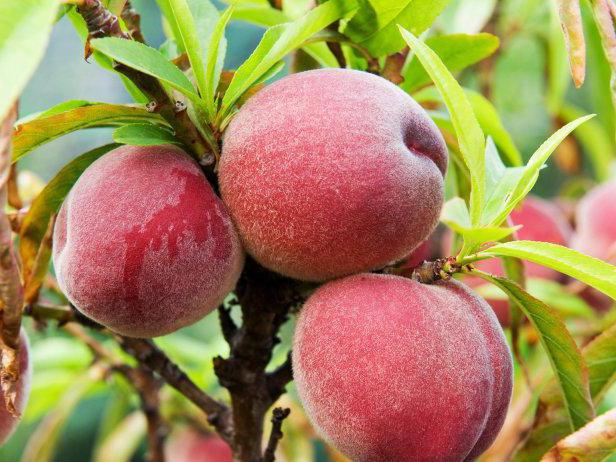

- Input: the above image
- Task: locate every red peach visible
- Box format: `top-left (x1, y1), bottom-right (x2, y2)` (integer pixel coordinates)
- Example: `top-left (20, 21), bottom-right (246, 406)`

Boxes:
top-left (164, 428), bottom-right (232, 462)
top-left (570, 180), bottom-right (616, 311)
top-left (0, 330), bottom-right (31, 445)
top-left (571, 179), bottom-right (616, 263)
top-left (293, 273), bottom-right (513, 461)
top-left (219, 69), bottom-right (447, 281)
top-left (53, 145), bottom-right (244, 338)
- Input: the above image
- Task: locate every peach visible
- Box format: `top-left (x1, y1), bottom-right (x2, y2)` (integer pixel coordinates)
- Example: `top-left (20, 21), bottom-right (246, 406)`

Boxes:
top-left (571, 179), bottom-right (616, 263)
top-left (165, 428), bottom-right (232, 462)
top-left (0, 330), bottom-right (32, 445)
top-left (293, 274), bottom-right (513, 461)
top-left (570, 180), bottom-right (616, 311)
top-left (219, 68), bottom-right (447, 281)
top-left (464, 196), bottom-right (573, 325)
top-left (53, 145), bottom-right (244, 338)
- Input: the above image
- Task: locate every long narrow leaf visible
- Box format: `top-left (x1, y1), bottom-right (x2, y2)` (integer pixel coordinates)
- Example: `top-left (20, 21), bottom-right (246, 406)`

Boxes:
top-left (0, 0), bottom-right (61, 120)
top-left (12, 104), bottom-right (164, 162)
top-left (480, 241), bottom-right (616, 300)
top-left (473, 271), bottom-right (594, 430)
top-left (399, 26), bottom-right (486, 226)
top-left (220, 0), bottom-right (355, 117)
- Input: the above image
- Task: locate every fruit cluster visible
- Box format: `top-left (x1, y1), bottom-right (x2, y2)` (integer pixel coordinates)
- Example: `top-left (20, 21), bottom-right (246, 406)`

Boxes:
top-left (5, 69), bottom-right (615, 459)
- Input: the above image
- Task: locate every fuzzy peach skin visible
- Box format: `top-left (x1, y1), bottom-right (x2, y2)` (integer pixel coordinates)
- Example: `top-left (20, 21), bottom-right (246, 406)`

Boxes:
top-left (165, 428), bottom-right (232, 462)
top-left (293, 274), bottom-right (513, 462)
top-left (0, 330), bottom-right (32, 445)
top-left (219, 69), bottom-right (447, 282)
top-left (464, 196), bottom-right (573, 325)
top-left (53, 145), bottom-right (244, 338)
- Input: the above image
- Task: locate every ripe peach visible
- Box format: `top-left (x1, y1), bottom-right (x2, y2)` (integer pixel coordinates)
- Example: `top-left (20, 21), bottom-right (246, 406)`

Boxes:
top-left (219, 69), bottom-right (447, 281)
top-left (464, 196), bottom-right (573, 325)
top-left (53, 145), bottom-right (244, 338)
top-left (293, 274), bottom-right (513, 461)
top-left (570, 180), bottom-right (616, 311)
top-left (0, 330), bottom-right (32, 445)
top-left (571, 179), bottom-right (616, 263)
top-left (165, 428), bottom-right (232, 462)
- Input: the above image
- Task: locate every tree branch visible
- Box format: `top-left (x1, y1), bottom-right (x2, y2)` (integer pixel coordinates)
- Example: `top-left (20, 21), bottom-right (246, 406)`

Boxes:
top-left (117, 365), bottom-right (167, 462)
top-left (263, 407), bottom-right (291, 462)
top-left (214, 258), bottom-right (300, 461)
top-left (116, 336), bottom-right (233, 442)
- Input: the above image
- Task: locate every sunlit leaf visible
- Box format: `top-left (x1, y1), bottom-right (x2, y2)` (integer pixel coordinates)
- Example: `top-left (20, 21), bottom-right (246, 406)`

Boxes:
top-left (344, 0), bottom-right (451, 56)
top-left (485, 115), bottom-right (594, 227)
top-left (220, 0), bottom-right (356, 119)
top-left (0, 0), bottom-right (61, 120)
top-left (402, 33), bottom-right (499, 92)
top-left (400, 26), bottom-right (485, 225)
top-left (473, 272), bottom-right (594, 430)
top-left (480, 240), bottom-right (616, 300)
top-left (113, 124), bottom-right (179, 146)
top-left (12, 104), bottom-right (163, 162)
top-left (542, 408), bottom-right (616, 461)
top-left (90, 38), bottom-right (200, 103)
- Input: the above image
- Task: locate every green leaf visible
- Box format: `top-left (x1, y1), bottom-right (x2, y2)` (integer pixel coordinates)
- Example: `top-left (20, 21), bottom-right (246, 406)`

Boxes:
top-left (474, 278), bottom-right (595, 319)
top-left (473, 271), bottom-right (595, 430)
top-left (543, 408), bottom-right (616, 461)
top-left (514, 322), bottom-right (616, 460)
top-left (485, 115), bottom-right (594, 227)
top-left (344, 0), bottom-right (451, 56)
top-left (231, 3), bottom-right (289, 27)
top-left (560, 104), bottom-right (614, 182)
top-left (113, 123), bottom-right (179, 146)
top-left (12, 104), bottom-right (163, 162)
top-left (402, 33), bottom-right (499, 93)
top-left (0, 0), bottom-right (61, 120)
top-left (164, 0), bottom-right (215, 102)
top-left (17, 100), bottom-right (95, 125)
top-left (21, 365), bottom-right (107, 462)
top-left (581, 322), bottom-right (616, 404)
top-left (436, 0), bottom-right (497, 35)
top-left (93, 412), bottom-right (146, 462)
top-left (399, 27), bottom-right (485, 226)
top-left (480, 241), bottom-right (616, 301)
top-left (204, 7), bottom-right (234, 117)
top-left (65, 8), bottom-right (148, 104)
top-left (441, 197), bottom-right (471, 230)
top-left (90, 38), bottom-right (199, 101)
top-left (19, 145), bottom-right (119, 278)
top-left (220, 0), bottom-right (356, 118)
top-left (466, 89), bottom-right (523, 166)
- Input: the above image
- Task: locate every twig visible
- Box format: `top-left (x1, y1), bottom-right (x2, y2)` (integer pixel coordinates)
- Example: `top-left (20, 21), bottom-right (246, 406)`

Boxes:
top-left (118, 365), bottom-right (167, 462)
top-left (263, 407), bottom-right (291, 462)
top-left (218, 304), bottom-right (238, 345)
top-left (121, 1), bottom-right (144, 43)
top-left (116, 336), bottom-right (233, 442)
top-left (266, 352), bottom-right (293, 400)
